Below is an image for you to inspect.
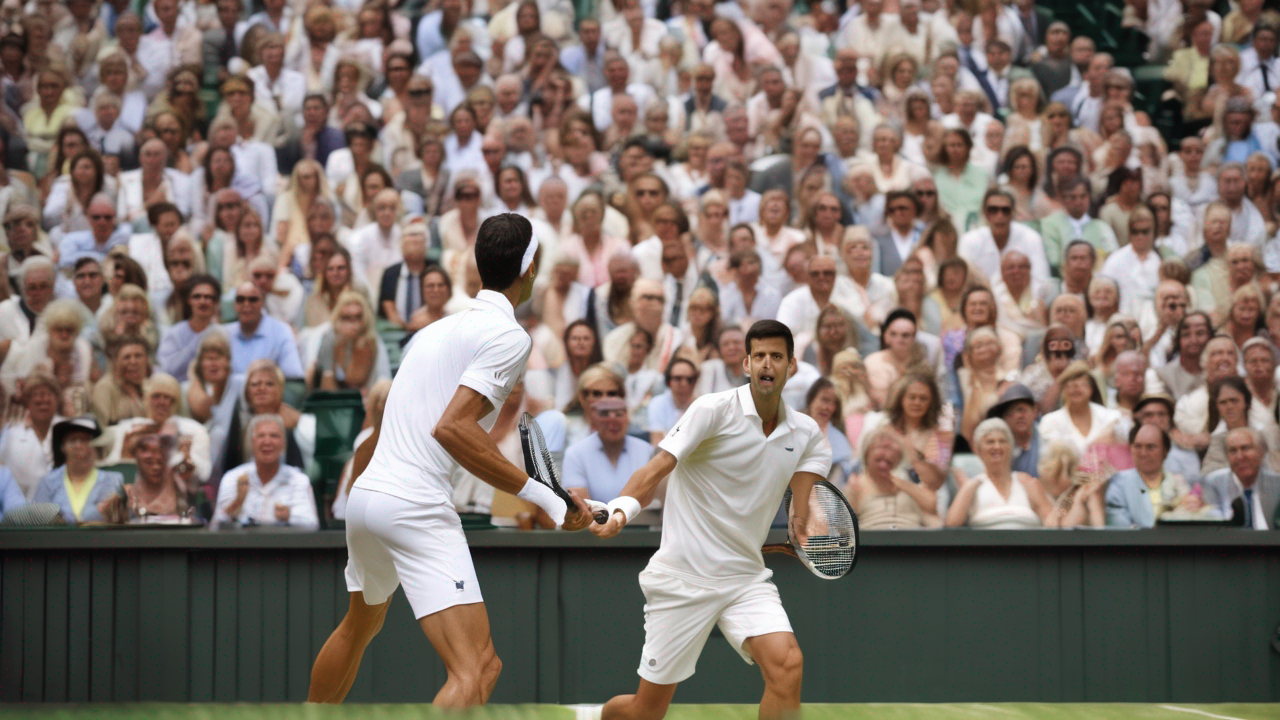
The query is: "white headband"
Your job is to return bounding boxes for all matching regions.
[520,232,540,275]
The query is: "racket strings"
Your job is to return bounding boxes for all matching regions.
[521,413,572,504]
[797,486,856,577]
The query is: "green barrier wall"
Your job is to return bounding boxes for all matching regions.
[2,529,1278,704]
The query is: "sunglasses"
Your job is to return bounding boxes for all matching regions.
[586,389,622,398]
[985,205,1013,216]
[809,270,836,278]
[1047,349,1074,359]
[457,192,480,200]
[168,260,191,269]
[917,190,937,197]
[234,295,261,304]
[90,214,114,221]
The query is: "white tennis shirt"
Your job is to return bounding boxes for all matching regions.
[354,290,532,508]
[651,384,832,585]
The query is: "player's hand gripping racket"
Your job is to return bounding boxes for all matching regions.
[762,480,860,579]
[518,413,609,524]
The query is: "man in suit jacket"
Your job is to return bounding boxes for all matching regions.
[872,189,926,277]
[1031,22,1077,98]
[276,94,347,176]
[817,48,883,150]
[1202,428,1280,529]
[975,39,1035,115]
[1106,425,1198,528]
[683,64,728,134]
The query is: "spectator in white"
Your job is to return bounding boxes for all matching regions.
[1040,176,1120,276]
[1187,204,1232,323]
[958,188,1049,286]
[1169,137,1218,215]
[247,256,304,326]
[136,0,201,100]
[946,418,1053,528]
[1140,281,1188,369]
[697,326,749,395]
[1175,335,1244,447]
[117,138,192,224]
[105,372,211,485]
[349,188,403,292]
[1243,337,1280,419]
[247,33,305,125]
[1110,350,1149,424]
[1039,360,1126,459]
[57,194,129,270]
[436,49,487,117]
[1217,162,1267,246]
[720,248,782,326]
[0,371,61,498]
[723,156,762,228]
[941,91,997,145]
[647,357,700,444]
[777,255,857,339]
[212,413,318,529]
[602,279,690,372]
[378,224,429,328]
[222,281,304,378]
[838,0,898,74]
[414,0,479,65]
[993,250,1052,340]
[560,17,606,94]
[659,236,698,330]
[197,119,273,236]
[81,52,147,135]
[0,257,59,361]
[978,39,1029,111]
[839,228,898,332]
[0,298,91,398]
[442,104,485,177]
[1063,52,1111,131]
[578,52,655,133]
[1105,424,1199,527]
[1101,206,1162,319]
[1237,23,1278,99]
[1202,427,1280,529]
[1057,240,1097,301]
[127,202,183,299]
[562,397,660,523]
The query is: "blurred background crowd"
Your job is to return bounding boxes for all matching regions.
[0,0,1277,532]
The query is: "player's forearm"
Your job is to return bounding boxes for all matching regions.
[788,472,820,521]
[619,451,677,509]
[434,421,527,496]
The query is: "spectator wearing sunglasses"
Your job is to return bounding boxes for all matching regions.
[958,188,1049,287]
[563,397,661,526]
[221,281,304,378]
[58,194,129,270]
[647,357,700,445]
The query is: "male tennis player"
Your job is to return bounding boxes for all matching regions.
[592,319,831,720]
[308,214,594,706]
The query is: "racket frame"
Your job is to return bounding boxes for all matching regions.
[762,480,860,579]
[518,413,609,524]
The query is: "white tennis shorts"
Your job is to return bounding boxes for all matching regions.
[636,567,793,685]
[344,487,483,618]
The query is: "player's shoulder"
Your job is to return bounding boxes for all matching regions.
[787,404,824,437]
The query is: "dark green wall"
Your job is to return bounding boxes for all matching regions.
[2,529,1278,704]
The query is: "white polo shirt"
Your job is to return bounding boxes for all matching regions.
[651,384,832,586]
[354,290,532,508]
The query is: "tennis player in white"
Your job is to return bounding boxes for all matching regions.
[592,319,832,720]
[308,214,594,706]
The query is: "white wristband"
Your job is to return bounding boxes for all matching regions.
[606,496,643,525]
[518,478,567,527]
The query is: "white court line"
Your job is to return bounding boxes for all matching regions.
[1159,705,1248,720]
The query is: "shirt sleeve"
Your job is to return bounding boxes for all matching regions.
[274,324,306,379]
[211,469,244,527]
[458,327,533,410]
[796,424,834,478]
[287,470,320,530]
[561,443,589,492]
[657,395,721,464]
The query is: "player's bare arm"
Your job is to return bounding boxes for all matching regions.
[787,471,823,547]
[434,385,594,530]
[591,449,678,539]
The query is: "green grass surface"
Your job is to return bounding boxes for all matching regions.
[6,705,1280,720]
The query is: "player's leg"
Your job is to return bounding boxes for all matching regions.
[744,632,804,720]
[418,602,503,707]
[601,679,679,720]
[309,487,399,704]
[717,580,801,720]
[307,592,392,703]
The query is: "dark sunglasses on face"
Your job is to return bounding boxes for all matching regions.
[234,295,261,304]
[586,389,621,398]
[1047,349,1074,359]
[986,205,1013,216]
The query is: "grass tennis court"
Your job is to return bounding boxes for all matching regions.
[9,704,1280,720]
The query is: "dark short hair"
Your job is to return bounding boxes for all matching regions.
[181,274,222,320]
[884,189,921,215]
[1128,422,1171,455]
[147,201,183,227]
[664,356,699,386]
[475,213,534,290]
[745,319,794,360]
[1064,238,1097,261]
[880,308,918,351]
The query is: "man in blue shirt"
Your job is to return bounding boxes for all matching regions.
[987,384,1042,478]
[58,194,130,270]
[562,398,660,525]
[222,281,304,378]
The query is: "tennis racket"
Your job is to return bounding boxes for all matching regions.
[762,480,859,579]
[518,412,609,524]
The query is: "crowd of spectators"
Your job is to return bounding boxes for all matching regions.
[0,0,1278,532]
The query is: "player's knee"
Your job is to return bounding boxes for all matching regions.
[482,651,503,688]
[764,644,804,691]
